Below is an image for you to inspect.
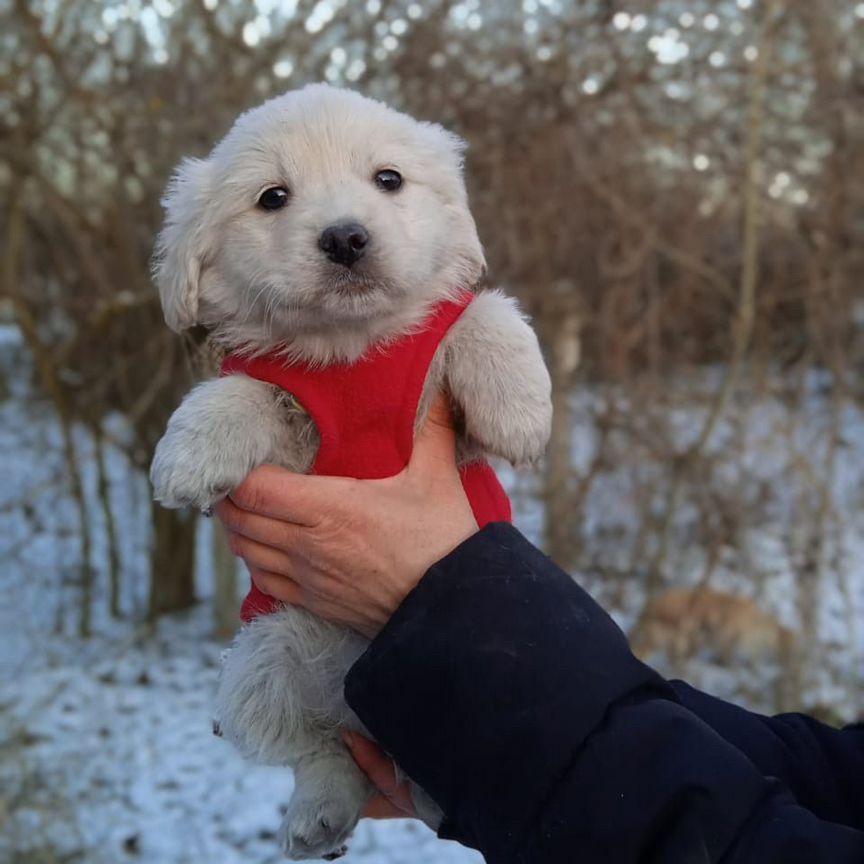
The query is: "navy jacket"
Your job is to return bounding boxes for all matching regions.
[345,523,864,863]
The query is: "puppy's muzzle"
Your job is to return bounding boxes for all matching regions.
[319,222,369,268]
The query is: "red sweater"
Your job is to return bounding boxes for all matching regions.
[221,292,512,622]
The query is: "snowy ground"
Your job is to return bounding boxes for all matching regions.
[2,324,864,862]
[0,609,479,864]
[0,327,481,863]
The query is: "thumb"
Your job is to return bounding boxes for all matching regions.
[407,392,460,479]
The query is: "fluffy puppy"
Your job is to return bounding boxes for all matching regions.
[150,84,552,860]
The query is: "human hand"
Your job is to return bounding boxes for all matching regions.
[215,393,478,637]
[341,731,416,820]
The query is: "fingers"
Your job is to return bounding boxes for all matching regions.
[363,795,408,820]
[217,503,309,605]
[342,731,415,818]
[229,464,344,525]
[249,568,304,606]
[424,390,456,434]
[227,529,293,578]
[216,496,303,548]
[343,732,401,796]
[408,392,459,477]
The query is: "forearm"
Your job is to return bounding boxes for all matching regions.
[672,680,864,829]
[345,524,864,863]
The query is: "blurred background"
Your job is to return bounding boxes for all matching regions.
[1,0,862,861]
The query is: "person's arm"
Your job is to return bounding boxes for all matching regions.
[345,523,864,864]
[671,681,864,830]
[216,396,864,862]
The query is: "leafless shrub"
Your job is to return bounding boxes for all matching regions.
[1,0,861,708]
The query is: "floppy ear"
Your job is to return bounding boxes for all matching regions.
[152,157,213,332]
[438,129,487,287]
[460,199,487,288]
[456,209,487,289]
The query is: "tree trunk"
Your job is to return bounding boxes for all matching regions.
[148,503,197,619]
[212,522,239,638]
[94,426,123,618]
[543,310,581,569]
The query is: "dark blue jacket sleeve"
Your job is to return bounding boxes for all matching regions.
[344,523,864,864]
[671,681,864,829]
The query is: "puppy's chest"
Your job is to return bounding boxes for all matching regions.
[262,344,454,474]
[219,322,461,480]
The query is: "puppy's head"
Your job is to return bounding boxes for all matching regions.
[154,84,485,358]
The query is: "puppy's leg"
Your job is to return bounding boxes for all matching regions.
[443,290,553,466]
[216,608,372,860]
[150,374,315,510]
[280,738,370,860]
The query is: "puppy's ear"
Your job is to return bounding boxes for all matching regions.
[459,216,487,289]
[152,157,213,333]
[429,127,488,287]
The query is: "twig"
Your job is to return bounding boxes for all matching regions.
[649,0,781,587]
[4,186,95,637]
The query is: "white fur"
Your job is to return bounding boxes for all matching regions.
[215,608,374,858]
[151,374,317,509]
[153,84,486,366]
[151,84,554,859]
[445,290,551,466]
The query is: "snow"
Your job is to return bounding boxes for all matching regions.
[0,337,482,863]
[0,610,478,864]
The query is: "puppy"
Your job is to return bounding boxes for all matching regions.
[150,84,552,859]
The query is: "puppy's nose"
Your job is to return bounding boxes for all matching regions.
[319,222,369,267]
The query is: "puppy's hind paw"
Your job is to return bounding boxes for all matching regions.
[278,797,358,861]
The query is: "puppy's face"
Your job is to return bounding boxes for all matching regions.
[155,85,485,358]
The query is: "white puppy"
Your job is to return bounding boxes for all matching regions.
[150,84,552,859]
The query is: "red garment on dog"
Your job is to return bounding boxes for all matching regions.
[221,291,512,623]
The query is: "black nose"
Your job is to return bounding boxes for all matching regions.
[318,222,369,267]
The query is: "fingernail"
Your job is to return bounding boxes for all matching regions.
[340,730,354,748]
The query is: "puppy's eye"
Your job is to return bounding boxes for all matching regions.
[257,187,289,210]
[375,169,403,192]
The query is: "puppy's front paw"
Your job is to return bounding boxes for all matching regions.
[481,402,552,467]
[446,291,553,467]
[150,424,250,510]
[151,376,292,510]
